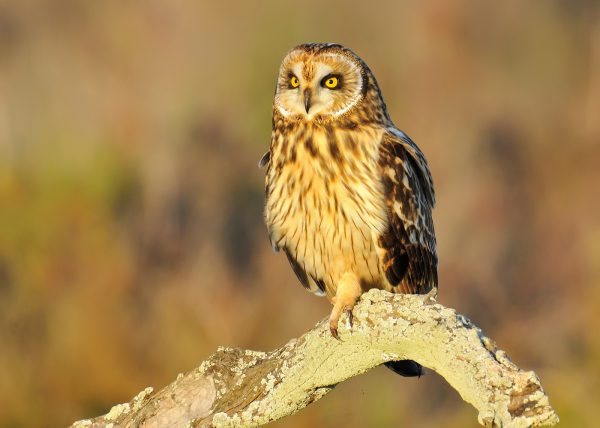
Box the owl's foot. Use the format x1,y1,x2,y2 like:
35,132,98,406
330,308,354,340
329,272,362,340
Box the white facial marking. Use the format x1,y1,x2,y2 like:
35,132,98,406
321,53,362,117
275,100,293,117
275,51,363,119
275,61,308,117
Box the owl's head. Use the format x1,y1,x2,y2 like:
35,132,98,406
273,43,387,122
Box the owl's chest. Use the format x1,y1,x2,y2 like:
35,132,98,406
265,125,388,284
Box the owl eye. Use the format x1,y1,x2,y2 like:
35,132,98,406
322,75,340,89
289,75,300,88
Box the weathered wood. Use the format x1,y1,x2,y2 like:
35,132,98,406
69,289,559,428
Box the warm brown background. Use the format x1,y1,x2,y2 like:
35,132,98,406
1,1,599,427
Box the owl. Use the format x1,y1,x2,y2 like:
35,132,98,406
260,43,437,377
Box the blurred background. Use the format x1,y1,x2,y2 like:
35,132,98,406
0,1,599,427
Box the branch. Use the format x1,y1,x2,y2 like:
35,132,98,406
69,289,559,428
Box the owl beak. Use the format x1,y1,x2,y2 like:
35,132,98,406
303,89,312,113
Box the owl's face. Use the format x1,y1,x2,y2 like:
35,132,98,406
274,44,367,120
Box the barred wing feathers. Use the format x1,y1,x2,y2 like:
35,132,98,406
378,129,437,294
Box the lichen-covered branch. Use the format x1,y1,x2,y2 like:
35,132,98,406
70,289,558,428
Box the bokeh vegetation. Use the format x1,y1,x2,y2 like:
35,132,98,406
0,1,599,427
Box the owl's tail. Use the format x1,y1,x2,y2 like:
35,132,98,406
384,360,424,377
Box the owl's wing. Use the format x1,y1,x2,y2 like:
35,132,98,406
284,248,327,296
258,150,270,168
378,128,437,294
260,149,280,252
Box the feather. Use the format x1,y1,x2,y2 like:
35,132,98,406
284,248,326,296
377,129,437,294
258,151,271,168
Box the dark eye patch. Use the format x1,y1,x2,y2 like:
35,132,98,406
320,74,343,89
287,72,300,89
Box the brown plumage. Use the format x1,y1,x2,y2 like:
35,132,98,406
261,43,437,377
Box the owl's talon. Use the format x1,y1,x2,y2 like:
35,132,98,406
329,307,353,340
330,323,341,341
328,272,361,341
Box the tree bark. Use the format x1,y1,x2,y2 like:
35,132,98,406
69,289,559,428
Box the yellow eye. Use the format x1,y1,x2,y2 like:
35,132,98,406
290,76,300,88
324,76,339,89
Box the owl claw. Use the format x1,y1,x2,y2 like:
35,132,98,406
330,323,341,341
329,272,361,341
329,307,354,341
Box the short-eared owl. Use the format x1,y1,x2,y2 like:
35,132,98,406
260,43,436,376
